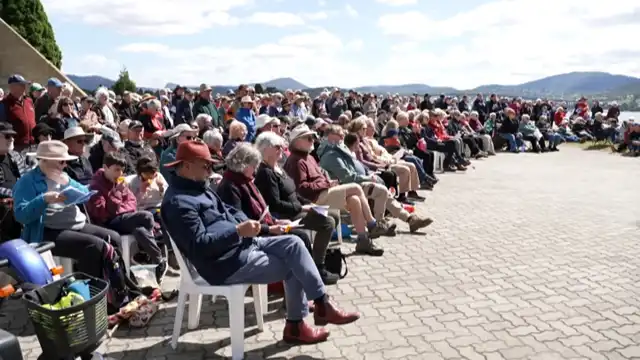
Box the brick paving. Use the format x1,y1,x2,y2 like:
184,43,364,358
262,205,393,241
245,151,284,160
3,147,640,360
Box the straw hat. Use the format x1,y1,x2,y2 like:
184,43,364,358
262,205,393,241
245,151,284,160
32,140,78,161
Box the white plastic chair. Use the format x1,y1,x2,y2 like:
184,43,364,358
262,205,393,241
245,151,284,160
167,236,266,359
433,151,445,173
120,234,137,274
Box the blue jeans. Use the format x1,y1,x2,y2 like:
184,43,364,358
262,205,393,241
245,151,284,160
223,235,325,321
547,133,564,148
402,154,427,183
499,133,522,152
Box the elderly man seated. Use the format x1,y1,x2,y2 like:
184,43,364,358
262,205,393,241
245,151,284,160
284,125,387,256
318,132,433,233
161,140,359,344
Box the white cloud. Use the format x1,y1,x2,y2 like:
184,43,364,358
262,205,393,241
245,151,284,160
375,0,417,5
62,54,121,78
346,39,364,51
42,0,249,35
376,0,640,88
246,12,305,27
345,4,358,17
303,11,329,20
117,43,171,53
318,0,327,5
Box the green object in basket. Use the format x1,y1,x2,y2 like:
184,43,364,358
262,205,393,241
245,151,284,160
42,292,85,310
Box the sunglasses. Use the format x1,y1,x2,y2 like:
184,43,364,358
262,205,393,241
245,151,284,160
183,135,194,141
3,135,14,140
75,139,87,145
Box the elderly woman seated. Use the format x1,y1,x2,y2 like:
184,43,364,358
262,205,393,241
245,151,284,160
253,133,341,284
349,117,427,200
195,113,214,138
161,140,359,344
396,112,441,181
466,111,496,155
202,129,226,173
222,120,248,157
497,108,524,152
422,112,467,171
13,141,121,280
284,125,386,256
536,115,562,151
518,114,546,153
318,132,434,233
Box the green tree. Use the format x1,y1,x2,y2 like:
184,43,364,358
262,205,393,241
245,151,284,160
0,0,63,68
111,68,137,95
254,83,264,94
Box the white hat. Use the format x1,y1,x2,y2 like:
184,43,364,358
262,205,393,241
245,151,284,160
255,114,279,129
288,125,317,143
33,140,78,161
240,95,253,103
169,123,198,139
63,127,95,143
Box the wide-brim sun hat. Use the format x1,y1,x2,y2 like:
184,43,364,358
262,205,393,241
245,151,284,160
287,124,317,143
32,140,78,161
63,127,95,143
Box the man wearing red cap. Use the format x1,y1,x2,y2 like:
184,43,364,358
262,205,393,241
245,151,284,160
161,140,360,344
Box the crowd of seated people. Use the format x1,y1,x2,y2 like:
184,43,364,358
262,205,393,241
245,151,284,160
2,73,638,344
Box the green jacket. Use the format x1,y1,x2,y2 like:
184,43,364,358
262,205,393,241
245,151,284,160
518,121,538,137
193,98,221,128
316,141,370,184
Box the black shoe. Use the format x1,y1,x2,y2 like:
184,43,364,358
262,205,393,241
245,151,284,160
407,191,426,201
155,260,168,285
318,265,340,285
397,194,415,205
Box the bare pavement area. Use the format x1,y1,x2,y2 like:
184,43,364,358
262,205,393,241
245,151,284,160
3,146,640,360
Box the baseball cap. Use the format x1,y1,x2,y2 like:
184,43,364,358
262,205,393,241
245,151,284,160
165,140,214,167
47,77,63,88
0,123,17,135
8,74,29,85
200,83,212,92
100,128,124,149
30,83,45,92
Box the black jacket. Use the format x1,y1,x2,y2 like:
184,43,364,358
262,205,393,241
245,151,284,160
64,156,94,186
254,163,310,219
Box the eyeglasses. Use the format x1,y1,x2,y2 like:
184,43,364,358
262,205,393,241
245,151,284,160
184,136,194,141
75,139,87,145
3,135,14,140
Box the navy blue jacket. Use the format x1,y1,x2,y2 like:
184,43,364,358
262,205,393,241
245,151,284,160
161,175,253,285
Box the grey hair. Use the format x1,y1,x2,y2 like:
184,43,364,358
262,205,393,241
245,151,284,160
470,111,479,117
202,129,223,148
95,87,109,99
521,114,530,121
195,113,213,128
147,99,161,110
539,115,548,121
255,131,285,153
226,142,262,173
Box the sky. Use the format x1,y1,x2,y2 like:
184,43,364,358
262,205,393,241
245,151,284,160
42,0,640,89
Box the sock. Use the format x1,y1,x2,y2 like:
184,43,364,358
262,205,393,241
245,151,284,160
367,220,377,229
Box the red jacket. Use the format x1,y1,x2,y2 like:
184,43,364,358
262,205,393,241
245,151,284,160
283,150,330,202
554,111,565,126
86,169,138,225
0,94,35,148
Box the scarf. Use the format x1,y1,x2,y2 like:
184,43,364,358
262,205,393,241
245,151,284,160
222,170,274,225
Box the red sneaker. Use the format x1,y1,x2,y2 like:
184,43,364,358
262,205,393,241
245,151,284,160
282,321,330,344
314,299,360,326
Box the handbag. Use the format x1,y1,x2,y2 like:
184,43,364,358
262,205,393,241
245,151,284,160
324,248,348,279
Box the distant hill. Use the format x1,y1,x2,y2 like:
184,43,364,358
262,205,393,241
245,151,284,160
66,75,115,90
69,71,640,99
469,72,640,98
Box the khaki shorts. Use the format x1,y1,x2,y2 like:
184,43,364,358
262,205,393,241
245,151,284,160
316,183,361,210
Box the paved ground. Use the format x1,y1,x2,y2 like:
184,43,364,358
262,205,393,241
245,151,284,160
3,146,640,360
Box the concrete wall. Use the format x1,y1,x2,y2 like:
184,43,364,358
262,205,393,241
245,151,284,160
0,17,85,96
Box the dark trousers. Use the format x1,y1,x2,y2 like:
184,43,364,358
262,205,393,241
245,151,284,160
43,223,121,279
425,139,459,167
107,211,162,263
290,209,339,265
523,135,546,152
0,202,21,243
411,148,438,183
462,135,481,155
